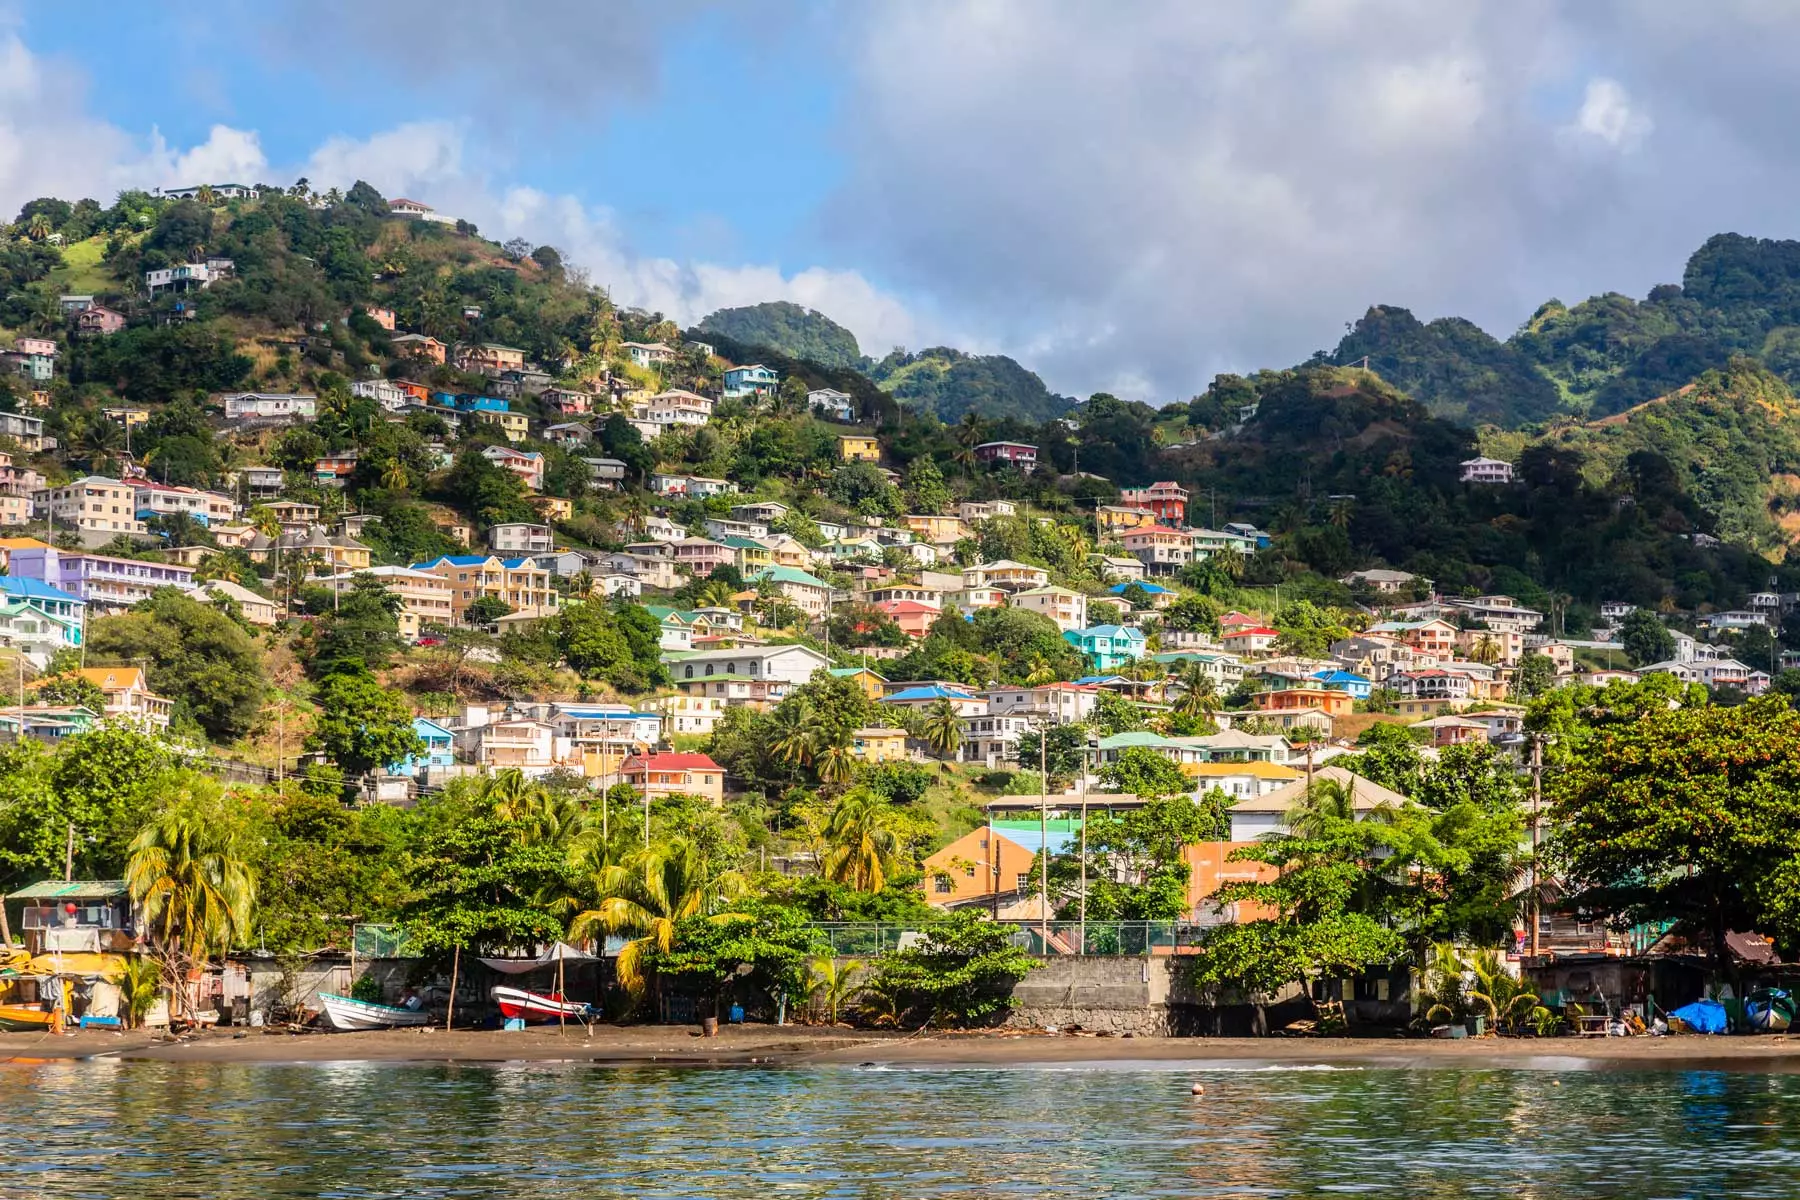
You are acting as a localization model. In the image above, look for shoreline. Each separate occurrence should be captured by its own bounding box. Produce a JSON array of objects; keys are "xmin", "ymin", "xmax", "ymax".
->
[{"xmin": 8, "ymin": 1025, "xmax": 1800, "ymax": 1071}]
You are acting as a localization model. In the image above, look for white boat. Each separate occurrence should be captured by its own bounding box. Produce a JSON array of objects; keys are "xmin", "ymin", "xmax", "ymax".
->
[
  {"xmin": 492, "ymin": 985, "xmax": 592, "ymax": 1023},
  {"xmin": 318, "ymin": 992, "xmax": 433, "ymax": 1031}
]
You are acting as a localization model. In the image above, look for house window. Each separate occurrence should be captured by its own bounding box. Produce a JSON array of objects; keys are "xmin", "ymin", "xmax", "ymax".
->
[
  {"xmin": 1016, "ymin": 873, "xmax": 1031, "ymax": 892},
  {"xmin": 963, "ymin": 865, "xmax": 976, "ymax": 878}
]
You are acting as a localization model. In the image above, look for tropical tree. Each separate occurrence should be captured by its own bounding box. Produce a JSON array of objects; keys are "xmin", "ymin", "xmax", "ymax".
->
[
  {"xmin": 820, "ymin": 788, "xmax": 899, "ymax": 892},
  {"xmin": 1173, "ymin": 665, "xmax": 1220, "ymax": 721},
  {"xmin": 568, "ymin": 838, "xmax": 747, "ymax": 997},
  {"xmin": 125, "ymin": 812, "xmax": 255, "ymax": 1013},
  {"xmin": 110, "ymin": 956, "xmax": 164, "ymax": 1029},
  {"xmin": 922, "ymin": 699, "xmax": 963, "ymax": 759},
  {"xmin": 814, "ymin": 737, "xmax": 856, "ymax": 786},
  {"xmin": 769, "ymin": 699, "xmax": 817, "ymax": 768},
  {"xmin": 805, "ymin": 955, "xmax": 863, "ymax": 1025}
]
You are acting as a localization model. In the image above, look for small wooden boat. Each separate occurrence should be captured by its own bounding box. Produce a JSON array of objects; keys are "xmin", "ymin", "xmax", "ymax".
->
[
  {"xmin": 1746, "ymin": 988, "xmax": 1795, "ymax": 1033},
  {"xmin": 492, "ymin": 986, "xmax": 591, "ymax": 1023},
  {"xmin": 318, "ymin": 992, "xmax": 432, "ymax": 1032},
  {"xmin": 0, "ymin": 1003, "xmax": 54, "ymax": 1033}
]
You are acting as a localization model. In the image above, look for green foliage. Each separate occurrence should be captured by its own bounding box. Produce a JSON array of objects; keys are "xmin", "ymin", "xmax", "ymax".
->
[
  {"xmin": 309, "ymin": 575, "xmax": 405, "ymax": 677},
  {"xmin": 553, "ymin": 601, "xmax": 668, "ymax": 691},
  {"xmin": 869, "ymin": 346, "xmax": 1075, "ymax": 423},
  {"xmin": 305, "ymin": 668, "xmax": 423, "ymax": 779},
  {"xmin": 1328, "ymin": 305, "xmax": 1563, "ymax": 427},
  {"xmin": 1091, "ymin": 690, "xmax": 1146, "ymax": 736},
  {"xmin": 32, "ymin": 673, "xmax": 107, "ymax": 712},
  {"xmin": 1065, "ymin": 792, "xmax": 1227, "ymax": 920},
  {"xmin": 864, "ymin": 909, "xmax": 1038, "ymax": 1027},
  {"xmin": 401, "ymin": 792, "xmax": 572, "ymax": 958},
  {"xmin": 1618, "ymin": 608, "xmax": 1676, "ymax": 666},
  {"xmin": 643, "ymin": 902, "xmax": 826, "ymax": 1010},
  {"xmin": 86, "ymin": 590, "xmax": 267, "ymax": 742},
  {"xmin": 1551, "ymin": 696, "xmax": 1800, "ymax": 959},
  {"xmin": 696, "ymin": 301, "xmax": 862, "ymax": 369},
  {"xmin": 1098, "ymin": 746, "xmax": 1188, "ymax": 799}
]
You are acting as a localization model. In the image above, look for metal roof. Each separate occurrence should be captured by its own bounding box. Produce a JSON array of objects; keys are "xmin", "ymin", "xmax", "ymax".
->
[{"xmin": 7, "ymin": 879, "xmax": 128, "ymax": 900}]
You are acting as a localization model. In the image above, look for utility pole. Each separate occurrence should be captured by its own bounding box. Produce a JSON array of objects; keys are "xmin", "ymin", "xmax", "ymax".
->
[
  {"xmin": 1528, "ymin": 734, "xmax": 1544, "ymax": 961},
  {"xmin": 63, "ymin": 820, "xmax": 74, "ymax": 882},
  {"xmin": 1039, "ymin": 720, "xmax": 1049, "ymax": 952},
  {"xmin": 1078, "ymin": 738, "xmax": 1090, "ymax": 955}
]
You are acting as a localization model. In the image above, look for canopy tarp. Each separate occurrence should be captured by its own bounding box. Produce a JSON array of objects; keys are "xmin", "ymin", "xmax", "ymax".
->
[
  {"xmin": 479, "ymin": 942, "xmax": 597, "ymax": 975},
  {"xmin": 1671, "ymin": 999, "xmax": 1729, "ymax": 1034}
]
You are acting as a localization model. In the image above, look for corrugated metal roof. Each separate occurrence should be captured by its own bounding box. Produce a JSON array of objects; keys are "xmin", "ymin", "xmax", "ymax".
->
[{"xmin": 6, "ymin": 879, "xmax": 128, "ymax": 900}]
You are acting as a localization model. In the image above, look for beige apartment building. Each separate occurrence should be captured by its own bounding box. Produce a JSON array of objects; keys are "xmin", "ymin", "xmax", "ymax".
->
[
  {"xmin": 35, "ymin": 476, "xmax": 144, "ymax": 538},
  {"xmin": 411, "ymin": 554, "xmax": 559, "ymax": 622}
]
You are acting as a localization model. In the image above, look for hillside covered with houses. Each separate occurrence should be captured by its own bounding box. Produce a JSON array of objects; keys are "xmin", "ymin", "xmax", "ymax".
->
[{"xmin": 2, "ymin": 178, "xmax": 1800, "ymax": 978}]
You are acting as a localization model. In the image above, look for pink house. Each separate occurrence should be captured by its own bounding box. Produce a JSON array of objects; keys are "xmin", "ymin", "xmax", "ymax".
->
[{"xmin": 973, "ymin": 441, "xmax": 1038, "ymax": 472}]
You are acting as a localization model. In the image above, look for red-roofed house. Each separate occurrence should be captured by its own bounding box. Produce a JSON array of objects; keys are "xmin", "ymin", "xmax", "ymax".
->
[
  {"xmin": 877, "ymin": 599, "xmax": 940, "ymax": 639},
  {"xmin": 1222, "ymin": 626, "xmax": 1280, "ymax": 655},
  {"xmin": 621, "ymin": 752, "xmax": 725, "ymax": 805},
  {"xmin": 1219, "ymin": 611, "xmax": 1261, "ymax": 631}
]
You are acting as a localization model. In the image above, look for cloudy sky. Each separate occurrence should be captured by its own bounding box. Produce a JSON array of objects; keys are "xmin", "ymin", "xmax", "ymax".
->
[{"xmin": 6, "ymin": 1, "xmax": 1800, "ymax": 402}]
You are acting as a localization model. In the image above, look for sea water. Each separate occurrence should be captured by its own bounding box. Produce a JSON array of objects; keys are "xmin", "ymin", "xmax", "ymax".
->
[{"xmin": 4, "ymin": 1058, "xmax": 1799, "ymax": 1197}]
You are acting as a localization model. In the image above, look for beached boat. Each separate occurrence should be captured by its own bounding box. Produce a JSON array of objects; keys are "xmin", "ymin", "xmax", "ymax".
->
[
  {"xmin": 492, "ymin": 986, "xmax": 592, "ymax": 1023},
  {"xmin": 318, "ymin": 992, "xmax": 433, "ymax": 1032},
  {"xmin": 1746, "ymin": 988, "xmax": 1795, "ymax": 1033},
  {"xmin": 0, "ymin": 1003, "xmax": 54, "ymax": 1032}
]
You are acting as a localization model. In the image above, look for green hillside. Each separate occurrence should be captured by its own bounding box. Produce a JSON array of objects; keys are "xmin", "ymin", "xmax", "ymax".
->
[
  {"xmin": 696, "ymin": 301, "xmax": 862, "ymax": 369},
  {"xmin": 867, "ymin": 346, "xmax": 1075, "ymax": 423}
]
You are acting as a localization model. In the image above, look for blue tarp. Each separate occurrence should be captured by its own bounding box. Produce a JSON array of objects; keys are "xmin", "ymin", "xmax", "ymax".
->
[{"xmin": 1671, "ymin": 999, "xmax": 1729, "ymax": 1034}]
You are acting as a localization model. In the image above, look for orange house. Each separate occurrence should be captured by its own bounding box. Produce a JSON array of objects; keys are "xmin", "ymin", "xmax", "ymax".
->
[
  {"xmin": 1251, "ymin": 687, "xmax": 1354, "ymax": 719},
  {"xmin": 619, "ymin": 751, "xmax": 725, "ymax": 805},
  {"xmin": 1184, "ymin": 841, "xmax": 1280, "ymax": 923},
  {"xmin": 923, "ymin": 826, "xmax": 1038, "ymax": 906}
]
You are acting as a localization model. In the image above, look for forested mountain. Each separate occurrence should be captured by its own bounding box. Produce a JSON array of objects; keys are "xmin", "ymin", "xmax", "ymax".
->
[
  {"xmin": 1314, "ymin": 233, "xmax": 1800, "ymax": 430},
  {"xmin": 696, "ymin": 301, "xmax": 863, "ymax": 369},
  {"xmin": 867, "ymin": 346, "xmax": 1075, "ymax": 423}
]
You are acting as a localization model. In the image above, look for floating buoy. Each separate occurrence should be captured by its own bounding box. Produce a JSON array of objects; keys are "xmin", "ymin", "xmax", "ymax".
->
[{"xmin": 1191, "ymin": 1082, "xmax": 1205, "ymax": 1096}]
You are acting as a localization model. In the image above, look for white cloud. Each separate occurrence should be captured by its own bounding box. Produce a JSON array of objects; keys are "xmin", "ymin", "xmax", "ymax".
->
[
  {"xmin": 0, "ymin": 29, "xmax": 936, "ymax": 361},
  {"xmin": 1566, "ymin": 78, "xmax": 1651, "ymax": 149}
]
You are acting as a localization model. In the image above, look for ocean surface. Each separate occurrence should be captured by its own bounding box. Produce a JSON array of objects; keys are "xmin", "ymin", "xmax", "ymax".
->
[{"xmin": 4, "ymin": 1057, "xmax": 1799, "ymax": 1198}]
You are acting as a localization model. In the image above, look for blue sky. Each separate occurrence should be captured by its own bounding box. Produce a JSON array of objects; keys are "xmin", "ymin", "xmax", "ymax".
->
[
  {"xmin": 20, "ymin": 3, "xmax": 845, "ymax": 271},
  {"xmin": 7, "ymin": 2, "xmax": 1800, "ymax": 403}
]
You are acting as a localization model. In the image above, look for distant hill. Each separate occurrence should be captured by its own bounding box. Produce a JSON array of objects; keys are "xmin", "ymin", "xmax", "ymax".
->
[
  {"xmin": 1313, "ymin": 234, "xmax": 1800, "ymax": 430},
  {"xmin": 867, "ymin": 346, "xmax": 1075, "ymax": 423},
  {"xmin": 1322, "ymin": 305, "xmax": 1564, "ymax": 428},
  {"xmin": 696, "ymin": 301, "xmax": 862, "ymax": 370}
]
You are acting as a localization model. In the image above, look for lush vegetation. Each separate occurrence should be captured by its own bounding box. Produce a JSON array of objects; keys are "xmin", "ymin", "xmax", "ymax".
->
[{"xmin": 697, "ymin": 301, "xmax": 863, "ymax": 370}]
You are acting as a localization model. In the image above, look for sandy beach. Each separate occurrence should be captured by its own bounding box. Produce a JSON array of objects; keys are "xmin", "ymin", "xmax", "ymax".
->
[{"xmin": 8, "ymin": 1023, "xmax": 1800, "ymax": 1070}]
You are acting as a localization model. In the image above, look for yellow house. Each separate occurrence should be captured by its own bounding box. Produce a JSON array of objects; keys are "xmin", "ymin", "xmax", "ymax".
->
[
  {"xmin": 829, "ymin": 667, "xmax": 889, "ymax": 700},
  {"xmin": 904, "ymin": 514, "xmax": 970, "ymax": 544},
  {"xmin": 838, "ymin": 435, "xmax": 881, "ymax": 463},
  {"xmin": 531, "ymin": 496, "xmax": 574, "ymax": 523},
  {"xmin": 851, "ymin": 727, "xmax": 909, "ymax": 763},
  {"xmin": 474, "ymin": 409, "xmax": 530, "ymax": 443},
  {"xmin": 1097, "ymin": 505, "xmax": 1159, "ymax": 534}
]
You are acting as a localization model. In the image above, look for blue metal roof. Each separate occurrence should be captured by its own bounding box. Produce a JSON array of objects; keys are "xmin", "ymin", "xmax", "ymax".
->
[
  {"xmin": 0, "ymin": 576, "xmax": 82, "ymax": 604},
  {"xmin": 882, "ymin": 685, "xmax": 976, "ymax": 703},
  {"xmin": 1108, "ymin": 582, "xmax": 1171, "ymax": 595}
]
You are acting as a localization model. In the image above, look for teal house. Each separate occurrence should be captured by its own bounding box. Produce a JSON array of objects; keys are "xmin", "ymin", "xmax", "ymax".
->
[
  {"xmin": 390, "ymin": 717, "xmax": 457, "ymax": 777},
  {"xmin": 1064, "ymin": 624, "xmax": 1148, "ymax": 672}
]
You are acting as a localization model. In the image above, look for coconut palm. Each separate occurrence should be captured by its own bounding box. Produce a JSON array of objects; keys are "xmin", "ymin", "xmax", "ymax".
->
[
  {"xmin": 381, "ymin": 458, "xmax": 410, "ymax": 492},
  {"xmin": 568, "ymin": 838, "xmax": 746, "ymax": 995},
  {"xmin": 126, "ymin": 813, "xmax": 255, "ymax": 1010},
  {"xmin": 1470, "ymin": 633, "xmax": 1501, "ymax": 666},
  {"xmin": 1024, "ymin": 657, "xmax": 1058, "ymax": 686},
  {"xmin": 814, "ymin": 737, "xmax": 856, "ymax": 786},
  {"xmin": 769, "ymin": 699, "xmax": 817, "ymax": 768},
  {"xmin": 194, "ymin": 553, "xmax": 243, "ymax": 584},
  {"xmin": 195, "ymin": 184, "xmax": 217, "ymax": 207},
  {"xmin": 24, "ymin": 212, "xmax": 51, "ymax": 241},
  {"xmin": 821, "ymin": 788, "xmax": 899, "ymax": 891},
  {"xmin": 1174, "ymin": 666, "xmax": 1221, "ymax": 721},
  {"xmin": 1465, "ymin": 947, "xmax": 1541, "ymax": 1030},
  {"xmin": 805, "ymin": 956, "xmax": 864, "ymax": 1025},
  {"xmin": 479, "ymin": 768, "xmax": 541, "ymax": 822},
  {"xmin": 921, "ymin": 699, "xmax": 963, "ymax": 759},
  {"xmin": 694, "ymin": 579, "xmax": 736, "ymax": 609}
]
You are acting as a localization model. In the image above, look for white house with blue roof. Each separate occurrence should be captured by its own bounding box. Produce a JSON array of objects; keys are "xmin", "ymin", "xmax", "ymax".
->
[
  {"xmin": 0, "ymin": 575, "xmax": 85, "ymax": 647},
  {"xmin": 879, "ymin": 684, "xmax": 987, "ymax": 716},
  {"xmin": 1309, "ymin": 669, "xmax": 1373, "ymax": 701}
]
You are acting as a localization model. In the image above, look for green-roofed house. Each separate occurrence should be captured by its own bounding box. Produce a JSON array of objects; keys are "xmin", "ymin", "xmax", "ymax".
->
[
  {"xmin": 1065, "ymin": 624, "xmax": 1149, "ymax": 672},
  {"xmin": 643, "ymin": 605, "xmax": 698, "ymax": 652},
  {"xmin": 755, "ymin": 566, "xmax": 832, "ymax": 622},
  {"xmin": 718, "ymin": 535, "xmax": 773, "ymax": 576},
  {"xmin": 5, "ymin": 878, "xmax": 134, "ymax": 953},
  {"xmin": 827, "ymin": 665, "xmax": 889, "ymax": 700},
  {"xmin": 1093, "ymin": 730, "xmax": 1206, "ymax": 773}
]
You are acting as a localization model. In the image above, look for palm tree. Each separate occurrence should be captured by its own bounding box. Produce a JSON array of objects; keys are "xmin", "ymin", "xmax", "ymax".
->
[
  {"xmin": 814, "ymin": 737, "xmax": 856, "ymax": 786},
  {"xmin": 24, "ymin": 212, "xmax": 51, "ymax": 242},
  {"xmin": 195, "ymin": 184, "xmax": 217, "ymax": 207},
  {"xmin": 568, "ymin": 838, "xmax": 746, "ymax": 996},
  {"xmin": 769, "ymin": 699, "xmax": 817, "ymax": 768},
  {"xmin": 247, "ymin": 505, "xmax": 282, "ymax": 540},
  {"xmin": 694, "ymin": 579, "xmax": 736, "ymax": 609},
  {"xmin": 80, "ymin": 416, "xmax": 123, "ymax": 470},
  {"xmin": 1024, "ymin": 657, "xmax": 1058, "ymax": 686},
  {"xmin": 1464, "ymin": 947, "xmax": 1541, "ymax": 1031},
  {"xmin": 381, "ymin": 458, "xmax": 410, "ymax": 492},
  {"xmin": 126, "ymin": 813, "xmax": 255, "ymax": 1014},
  {"xmin": 922, "ymin": 699, "xmax": 963, "ymax": 759},
  {"xmin": 194, "ymin": 553, "xmax": 243, "ymax": 584},
  {"xmin": 1173, "ymin": 664, "xmax": 1220, "ymax": 721},
  {"xmin": 821, "ymin": 789, "xmax": 898, "ymax": 891},
  {"xmin": 479, "ymin": 768, "xmax": 541, "ymax": 821},
  {"xmin": 1470, "ymin": 633, "xmax": 1501, "ymax": 666},
  {"xmin": 805, "ymin": 956, "xmax": 863, "ymax": 1025},
  {"xmin": 111, "ymin": 956, "xmax": 164, "ymax": 1029}
]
